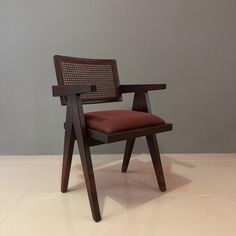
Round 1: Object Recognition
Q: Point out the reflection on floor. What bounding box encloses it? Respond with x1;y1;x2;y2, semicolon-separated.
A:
0;154;236;236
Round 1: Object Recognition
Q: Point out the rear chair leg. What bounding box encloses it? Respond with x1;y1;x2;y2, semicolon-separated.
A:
146;134;166;192
121;138;135;172
61;124;75;193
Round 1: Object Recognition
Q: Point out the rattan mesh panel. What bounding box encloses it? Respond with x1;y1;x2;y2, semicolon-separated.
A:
60;61;118;102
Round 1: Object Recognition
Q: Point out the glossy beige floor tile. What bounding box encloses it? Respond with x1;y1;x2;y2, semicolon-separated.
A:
0;193;126;236
25;161;84;196
0;197;22;222
27;155;125;197
0;154;236;236
186;160;236;195
124;157;194;196
0;162;49;197
125;195;236;236
125;156;236;196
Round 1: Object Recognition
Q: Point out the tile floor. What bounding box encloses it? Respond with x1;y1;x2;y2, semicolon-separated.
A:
0;154;236;236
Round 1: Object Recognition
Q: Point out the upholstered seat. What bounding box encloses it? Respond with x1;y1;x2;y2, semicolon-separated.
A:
85;110;165;134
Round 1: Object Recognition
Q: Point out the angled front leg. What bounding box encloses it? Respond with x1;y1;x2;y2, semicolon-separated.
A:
146;134;166;192
70;95;101;222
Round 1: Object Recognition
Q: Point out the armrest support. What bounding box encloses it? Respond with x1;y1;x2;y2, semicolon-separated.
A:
119;84;166;93
52;85;96;97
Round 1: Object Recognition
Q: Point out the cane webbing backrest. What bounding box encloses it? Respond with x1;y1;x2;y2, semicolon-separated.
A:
54;55;122;105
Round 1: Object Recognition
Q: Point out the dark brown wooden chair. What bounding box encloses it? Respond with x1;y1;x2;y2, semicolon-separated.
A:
52;55;172;222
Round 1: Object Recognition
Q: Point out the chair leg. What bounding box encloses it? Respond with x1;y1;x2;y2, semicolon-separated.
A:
121;138;135;173
61;124;75;193
146;134;166;192
78;142;101;222
69;95;101;222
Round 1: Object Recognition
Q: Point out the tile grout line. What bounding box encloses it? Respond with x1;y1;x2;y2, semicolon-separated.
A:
0;157;57;225
187;154;236;163
123;193;231;198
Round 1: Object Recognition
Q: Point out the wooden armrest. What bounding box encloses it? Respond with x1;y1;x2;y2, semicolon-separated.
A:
119;84;166;93
52;85;96;97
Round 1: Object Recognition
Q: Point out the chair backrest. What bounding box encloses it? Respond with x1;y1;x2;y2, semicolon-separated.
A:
54;55;122;105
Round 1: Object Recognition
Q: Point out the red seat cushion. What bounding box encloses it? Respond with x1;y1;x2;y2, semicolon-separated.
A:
85;110;165;134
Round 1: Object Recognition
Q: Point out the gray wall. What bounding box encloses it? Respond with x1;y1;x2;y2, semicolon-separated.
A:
1;0;236;154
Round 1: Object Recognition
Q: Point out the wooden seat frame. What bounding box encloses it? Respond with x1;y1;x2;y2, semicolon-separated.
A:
52;57;172;222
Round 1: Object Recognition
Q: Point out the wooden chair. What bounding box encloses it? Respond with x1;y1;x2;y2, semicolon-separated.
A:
52;55;172;222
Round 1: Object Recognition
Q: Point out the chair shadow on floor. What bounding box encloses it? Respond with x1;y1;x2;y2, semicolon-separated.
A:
68;155;195;218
